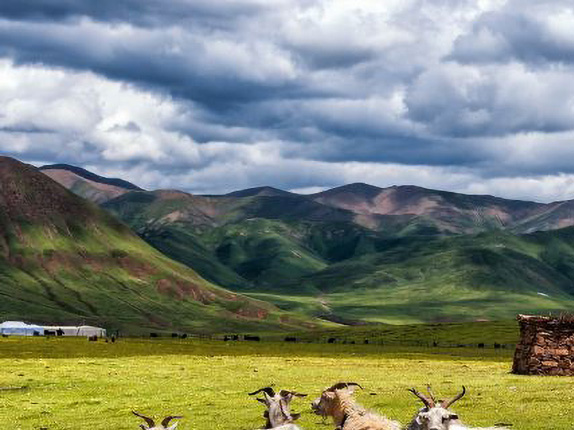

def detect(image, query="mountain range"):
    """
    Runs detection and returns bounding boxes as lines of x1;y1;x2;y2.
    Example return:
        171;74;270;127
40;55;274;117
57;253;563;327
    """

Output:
0;157;318;333
35;163;574;325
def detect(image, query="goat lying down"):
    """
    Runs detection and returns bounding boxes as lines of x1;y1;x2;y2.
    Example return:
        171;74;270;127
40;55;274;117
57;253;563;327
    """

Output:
311;382;401;430
132;411;183;430
249;386;307;429
406;386;509;430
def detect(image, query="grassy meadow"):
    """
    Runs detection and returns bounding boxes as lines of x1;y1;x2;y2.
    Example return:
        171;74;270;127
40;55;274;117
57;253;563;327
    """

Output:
1;337;573;430
264;320;521;347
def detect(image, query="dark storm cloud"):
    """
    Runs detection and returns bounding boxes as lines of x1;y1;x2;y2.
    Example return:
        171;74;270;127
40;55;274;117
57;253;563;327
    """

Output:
0;19;306;111
2;0;574;201
0;0;269;28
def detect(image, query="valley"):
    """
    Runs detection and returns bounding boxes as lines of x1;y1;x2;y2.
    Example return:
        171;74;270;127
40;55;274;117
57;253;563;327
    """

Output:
37;163;574;326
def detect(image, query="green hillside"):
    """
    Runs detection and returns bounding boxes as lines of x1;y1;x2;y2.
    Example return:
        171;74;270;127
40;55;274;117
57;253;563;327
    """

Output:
106;195;574;324
45;165;574;326
103;191;377;290
0;157;322;333
255;230;574;324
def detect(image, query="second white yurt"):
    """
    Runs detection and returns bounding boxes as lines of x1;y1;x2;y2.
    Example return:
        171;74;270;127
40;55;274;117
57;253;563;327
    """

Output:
42;325;106;337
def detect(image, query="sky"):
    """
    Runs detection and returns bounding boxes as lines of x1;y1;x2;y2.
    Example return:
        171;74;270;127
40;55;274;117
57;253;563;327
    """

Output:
1;0;574;201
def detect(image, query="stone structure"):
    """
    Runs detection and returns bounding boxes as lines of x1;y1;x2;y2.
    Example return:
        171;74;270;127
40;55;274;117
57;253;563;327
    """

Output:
512;314;574;375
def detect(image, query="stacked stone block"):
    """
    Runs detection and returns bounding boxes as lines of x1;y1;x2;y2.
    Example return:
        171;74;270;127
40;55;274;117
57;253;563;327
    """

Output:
513;314;574;376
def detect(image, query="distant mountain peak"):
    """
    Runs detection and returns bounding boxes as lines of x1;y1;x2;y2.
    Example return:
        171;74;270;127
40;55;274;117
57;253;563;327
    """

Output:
224;186;295;198
39;163;143;204
312;182;383;198
40;163;143;191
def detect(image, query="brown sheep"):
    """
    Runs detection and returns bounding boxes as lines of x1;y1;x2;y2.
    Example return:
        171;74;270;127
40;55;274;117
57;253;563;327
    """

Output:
311;382;400;430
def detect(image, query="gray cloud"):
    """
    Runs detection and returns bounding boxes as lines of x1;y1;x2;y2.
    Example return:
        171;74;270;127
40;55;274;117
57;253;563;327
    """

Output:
1;1;574;201
450;1;574;65
0;0;272;28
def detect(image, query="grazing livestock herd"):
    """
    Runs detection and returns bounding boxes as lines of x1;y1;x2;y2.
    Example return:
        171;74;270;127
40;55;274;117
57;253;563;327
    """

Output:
132;383;509;430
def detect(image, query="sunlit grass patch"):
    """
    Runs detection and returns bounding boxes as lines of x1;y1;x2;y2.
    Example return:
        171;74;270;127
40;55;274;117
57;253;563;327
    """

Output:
0;337;572;430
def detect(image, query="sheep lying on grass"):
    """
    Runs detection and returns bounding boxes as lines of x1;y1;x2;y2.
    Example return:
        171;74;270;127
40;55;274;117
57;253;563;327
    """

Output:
132;411;183;430
249;386;307;429
311;382;401;430
406;386;509;430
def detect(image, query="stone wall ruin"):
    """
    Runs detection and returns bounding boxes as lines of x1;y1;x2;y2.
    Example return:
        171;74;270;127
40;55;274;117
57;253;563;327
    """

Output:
512;314;574;376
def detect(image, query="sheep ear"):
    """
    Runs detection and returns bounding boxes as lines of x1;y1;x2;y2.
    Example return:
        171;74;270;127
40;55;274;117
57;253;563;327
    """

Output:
449;414;459;420
291;413;301;421
257;398;267;405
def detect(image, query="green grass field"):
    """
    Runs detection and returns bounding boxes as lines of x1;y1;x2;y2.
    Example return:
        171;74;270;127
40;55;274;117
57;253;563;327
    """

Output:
1;337;573;430
263;320;521;347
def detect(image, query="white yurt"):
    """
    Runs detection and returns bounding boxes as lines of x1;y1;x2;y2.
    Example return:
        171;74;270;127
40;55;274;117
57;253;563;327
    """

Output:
43;325;106;337
0;321;44;336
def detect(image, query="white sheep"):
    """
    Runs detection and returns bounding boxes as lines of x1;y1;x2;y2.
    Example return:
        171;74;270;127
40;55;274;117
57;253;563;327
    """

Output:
311;382;401;430
249;386;307;429
132;411;183;430
406;386;509;430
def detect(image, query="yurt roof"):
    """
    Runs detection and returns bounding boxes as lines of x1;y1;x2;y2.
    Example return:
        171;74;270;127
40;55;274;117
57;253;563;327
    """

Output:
0;321;43;328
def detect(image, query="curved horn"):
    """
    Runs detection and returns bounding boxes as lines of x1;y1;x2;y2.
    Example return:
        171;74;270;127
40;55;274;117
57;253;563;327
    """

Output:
441;386;466;409
408;388;435;408
132;411;155;428
161;416;183;428
279;389;308;398
426;385;438;404
328;382;363;391
249;387;276;397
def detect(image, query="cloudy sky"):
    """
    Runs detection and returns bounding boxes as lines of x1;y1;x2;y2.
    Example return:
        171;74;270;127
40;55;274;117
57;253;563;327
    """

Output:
1;0;574;201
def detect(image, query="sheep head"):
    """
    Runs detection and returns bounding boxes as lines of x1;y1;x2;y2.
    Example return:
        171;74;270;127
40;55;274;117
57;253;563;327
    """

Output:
132;411;183;430
311;382;363;419
408;386;466;430
249;387;307;428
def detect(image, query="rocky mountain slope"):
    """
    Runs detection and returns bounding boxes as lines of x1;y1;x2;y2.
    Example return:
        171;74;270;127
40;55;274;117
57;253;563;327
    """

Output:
0;157;317;333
